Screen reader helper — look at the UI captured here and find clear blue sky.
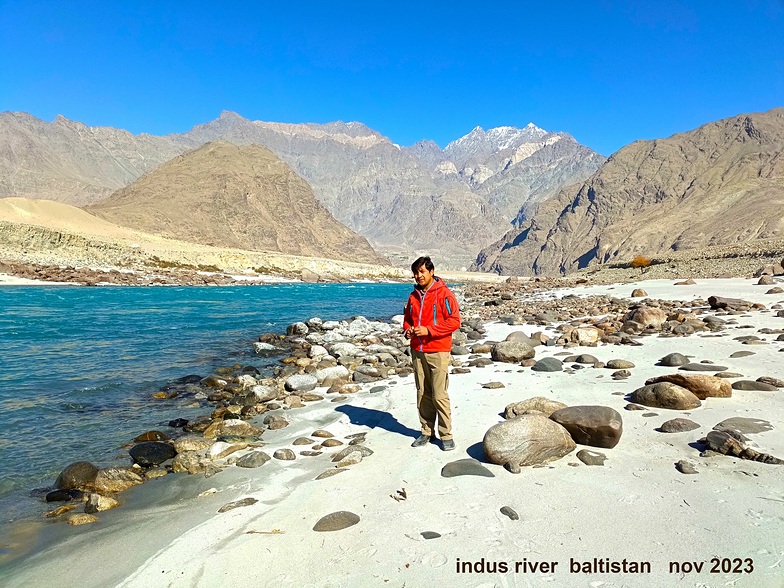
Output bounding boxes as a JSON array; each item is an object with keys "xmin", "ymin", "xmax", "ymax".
[{"xmin": 1, "ymin": 1, "xmax": 782, "ymax": 156}]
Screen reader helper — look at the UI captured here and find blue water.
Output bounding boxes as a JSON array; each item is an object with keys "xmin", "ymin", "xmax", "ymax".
[{"xmin": 0, "ymin": 283, "xmax": 410, "ymax": 525}]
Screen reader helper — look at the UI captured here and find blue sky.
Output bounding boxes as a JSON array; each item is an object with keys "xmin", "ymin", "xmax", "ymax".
[{"xmin": 1, "ymin": 1, "xmax": 782, "ymax": 156}]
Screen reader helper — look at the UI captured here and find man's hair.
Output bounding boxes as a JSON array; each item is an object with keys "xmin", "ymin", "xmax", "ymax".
[{"xmin": 411, "ymin": 256, "xmax": 435, "ymax": 273}]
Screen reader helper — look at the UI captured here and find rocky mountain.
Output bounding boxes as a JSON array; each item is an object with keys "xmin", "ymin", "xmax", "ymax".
[
  {"xmin": 0, "ymin": 110, "xmax": 604, "ymax": 267},
  {"xmin": 86, "ymin": 142, "xmax": 387, "ymax": 265},
  {"xmin": 474, "ymin": 108, "xmax": 784, "ymax": 275}
]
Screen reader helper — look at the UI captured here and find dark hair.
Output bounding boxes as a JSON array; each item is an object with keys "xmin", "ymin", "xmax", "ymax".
[{"xmin": 411, "ymin": 256, "xmax": 434, "ymax": 273}]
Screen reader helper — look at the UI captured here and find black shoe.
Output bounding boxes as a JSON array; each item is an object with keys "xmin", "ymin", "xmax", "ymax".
[
  {"xmin": 442, "ymin": 439, "xmax": 455, "ymax": 451},
  {"xmin": 411, "ymin": 434, "xmax": 431, "ymax": 447}
]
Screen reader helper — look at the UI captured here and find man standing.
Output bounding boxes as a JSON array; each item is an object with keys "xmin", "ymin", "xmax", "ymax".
[{"xmin": 403, "ymin": 256, "xmax": 461, "ymax": 451}]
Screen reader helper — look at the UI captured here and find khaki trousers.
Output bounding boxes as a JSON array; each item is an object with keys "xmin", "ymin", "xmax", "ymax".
[{"xmin": 411, "ymin": 350, "xmax": 452, "ymax": 441}]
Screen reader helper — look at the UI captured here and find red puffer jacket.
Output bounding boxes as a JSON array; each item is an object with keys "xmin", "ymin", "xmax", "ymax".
[{"xmin": 403, "ymin": 277, "xmax": 461, "ymax": 353}]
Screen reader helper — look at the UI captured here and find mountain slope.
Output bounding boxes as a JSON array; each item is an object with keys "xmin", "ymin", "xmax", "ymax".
[
  {"xmin": 86, "ymin": 141, "xmax": 387, "ymax": 264},
  {"xmin": 474, "ymin": 108, "xmax": 784, "ymax": 275}
]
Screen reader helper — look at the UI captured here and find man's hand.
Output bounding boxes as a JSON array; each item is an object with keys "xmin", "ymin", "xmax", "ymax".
[{"xmin": 412, "ymin": 326, "xmax": 429, "ymax": 337}]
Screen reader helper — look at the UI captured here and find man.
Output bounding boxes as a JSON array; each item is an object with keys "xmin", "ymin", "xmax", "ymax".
[{"xmin": 403, "ymin": 256, "xmax": 461, "ymax": 451}]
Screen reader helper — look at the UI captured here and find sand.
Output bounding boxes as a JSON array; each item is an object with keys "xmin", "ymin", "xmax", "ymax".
[{"xmin": 3, "ymin": 277, "xmax": 783, "ymax": 588}]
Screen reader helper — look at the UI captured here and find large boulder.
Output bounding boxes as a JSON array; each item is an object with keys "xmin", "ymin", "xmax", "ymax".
[
  {"xmin": 483, "ymin": 414, "xmax": 575, "ymax": 472},
  {"xmin": 504, "ymin": 396, "xmax": 567, "ymax": 419},
  {"xmin": 645, "ymin": 374, "xmax": 731, "ymax": 399},
  {"xmin": 55, "ymin": 461, "xmax": 99, "ymax": 491},
  {"xmin": 491, "ymin": 341, "xmax": 535, "ymax": 363},
  {"xmin": 630, "ymin": 382, "xmax": 701, "ymax": 410},
  {"xmin": 93, "ymin": 467, "xmax": 144, "ymax": 493},
  {"xmin": 284, "ymin": 374, "xmax": 318, "ymax": 392},
  {"xmin": 549, "ymin": 406, "xmax": 623, "ymax": 449},
  {"xmin": 623, "ymin": 306, "xmax": 668, "ymax": 329},
  {"xmin": 129, "ymin": 442, "xmax": 177, "ymax": 467}
]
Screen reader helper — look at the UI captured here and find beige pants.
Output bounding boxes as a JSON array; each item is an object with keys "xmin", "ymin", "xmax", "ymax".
[{"xmin": 411, "ymin": 350, "xmax": 452, "ymax": 441}]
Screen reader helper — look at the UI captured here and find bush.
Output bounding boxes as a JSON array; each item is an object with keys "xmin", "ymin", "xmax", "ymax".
[{"xmin": 630, "ymin": 255, "xmax": 652, "ymax": 269}]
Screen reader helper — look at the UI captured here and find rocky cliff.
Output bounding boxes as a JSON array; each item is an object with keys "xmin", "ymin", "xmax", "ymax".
[{"xmin": 474, "ymin": 108, "xmax": 784, "ymax": 275}]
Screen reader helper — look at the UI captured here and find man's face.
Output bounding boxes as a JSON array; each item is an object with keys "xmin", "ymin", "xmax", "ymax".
[{"xmin": 413, "ymin": 265, "xmax": 434, "ymax": 289}]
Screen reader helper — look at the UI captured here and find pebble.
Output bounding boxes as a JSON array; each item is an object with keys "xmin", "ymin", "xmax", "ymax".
[
  {"xmin": 482, "ymin": 381, "xmax": 505, "ymax": 389},
  {"xmin": 576, "ymin": 449, "xmax": 607, "ymax": 466},
  {"xmin": 273, "ymin": 449, "xmax": 296, "ymax": 460},
  {"xmin": 676, "ymin": 460, "xmax": 698, "ymax": 474},
  {"xmin": 421, "ymin": 531, "xmax": 441, "ymax": 539},
  {"xmin": 500, "ymin": 506, "xmax": 520, "ymax": 520}
]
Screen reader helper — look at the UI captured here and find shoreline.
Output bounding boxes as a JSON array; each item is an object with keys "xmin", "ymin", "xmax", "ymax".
[{"xmin": 2, "ymin": 274, "xmax": 783, "ymax": 587}]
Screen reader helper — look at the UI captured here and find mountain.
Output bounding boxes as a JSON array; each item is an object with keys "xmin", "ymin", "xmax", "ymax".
[
  {"xmin": 0, "ymin": 110, "xmax": 604, "ymax": 267},
  {"xmin": 473, "ymin": 108, "xmax": 784, "ymax": 275},
  {"xmin": 86, "ymin": 141, "xmax": 387, "ymax": 264}
]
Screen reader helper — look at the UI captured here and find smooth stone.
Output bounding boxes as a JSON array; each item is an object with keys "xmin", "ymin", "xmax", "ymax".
[
  {"xmin": 645, "ymin": 373, "xmax": 732, "ymax": 399},
  {"xmin": 714, "ymin": 372, "xmax": 744, "ymax": 378},
  {"xmin": 67, "ymin": 513, "xmax": 98, "ymax": 526},
  {"xmin": 500, "ymin": 506, "xmax": 519, "ymax": 520},
  {"xmin": 171, "ymin": 451, "xmax": 205, "ymax": 475},
  {"xmin": 315, "ymin": 469, "xmax": 347, "ymax": 480},
  {"xmin": 284, "ymin": 374, "xmax": 318, "ymax": 392},
  {"xmin": 235, "ymin": 451, "xmax": 271, "ymax": 468},
  {"xmin": 250, "ymin": 385, "xmax": 278, "ymax": 402},
  {"xmin": 313, "ymin": 511, "xmax": 360, "ymax": 532},
  {"xmin": 504, "ymin": 397, "xmax": 567, "ymax": 419},
  {"xmin": 549, "ymin": 406, "xmax": 623, "ymax": 449},
  {"xmin": 203, "ymin": 420, "xmax": 264, "ymax": 440},
  {"xmin": 482, "ymin": 381, "xmax": 505, "ymax": 389},
  {"xmin": 660, "ymin": 418, "xmax": 701, "ymax": 433},
  {"xmin": 332, "ymin": 445, "xmax": 374, "ymax": 461},
  {"xmin": 93, "ymin": 467, "xmax": 144, "ymax": 493},
  {"xmin": 321, "ymin": 438, "xmax": 344, "ymax": 447},
  {"xmin": 483, "ymin": 414, "xmax": 576, "ymax": 469},
  {"xmin": 273, "ymin": 448, "xmax": 296, "ymax": 460},
  {"xmin": 624, "ymin": 306, "xmax": 668, "ymax": 328},
  {"xmin": 679, "ymin": 363, "xmax": 728, "ymax": 372},
  {"xmin": 129, "ymin": 441, "xmax": 177, "ymax": 467},
  {"xmin": 758, "ymin": 376, "xmax": 784, "ymax": 388},
  {"xmin": 624, "ymin": 403, "xmax": 647, "ymax": 411},
  {"xmin": 55, "ymin": 461, "xmax": 99, "ymax": 491},
  {"xmin": 676, "ymin": 460, "xmax": 698, "ymax": 474},
  {"xmin": 440, "ymin": 459, "xmax": 495, "ymax": 478},
  {"xmin": 312, "ymin": 429, "xmax": 334, "ymax": 438},
  {"xmin": 732, "ymin": 380, "xmax": 778, "ymax": 391},
  {"xmin": 133, "ymin": 430, "xmax": 170, "ymax": 442},
  {"xmin": 729, "ymin": 351, "xmax": 756, "ymax": 358},
  {"xmin": 421, "ymin": 531, "xmax": 441, "ymax": 539},
  {"xmin": 576, "ymin": 449, "xmax": 607, "ymax": 465},
  {"xmin": 218, "ymin": 497, "xmax": 258, "ymax": 513},
  {"xmin": 658, "ymin": 353, "xmax": 689, "ymax": 367},
  {"xmin": 713, "ymin": 417, "xmax": 773, "ymax": 435},
  {"xmin": 46, "ymin": 489, "xmax": 82, "ymax": 502},
  {"xmin": 84, "ymin": 493, "xmax": 120, "ymax": 514},
  {"xmin": 574, "ymin": 354, "xmax": 599, "ymax": 364},
  {"xmin": 491, "ymin": 341, "xmax": 535, "ymax": 363},
  {"xmin": 300, "ymin": 451, "xmax": 322, "ymax": 456},
  {"xmin": 630, "ymin": 289, "xmax": 648, "ymax": 297},
  {"xmin": 606, "ymin": 359, "xmax": 635, "ymax": 369},
  {"xmin": 630, "ymin": 382, "xmax": 702, "ymax": 410},
  {"xmin": 172, "ymin": 436, "xmax": 213, "ymax": 453},
  {"xmin": 531, "ymin": 357, "xmax": 563, "ymax": 372},
  {"xmin": 293, "ymin": 437, "xmax": 314, "ymax": 445}
]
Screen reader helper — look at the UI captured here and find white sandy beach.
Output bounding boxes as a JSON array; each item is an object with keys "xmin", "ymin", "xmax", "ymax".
[{"xmin": 3, "ymin": 277, "xmax": 783, "ymax": 588}]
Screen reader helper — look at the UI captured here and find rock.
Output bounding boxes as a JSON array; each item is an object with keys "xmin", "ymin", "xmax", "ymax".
[
  {"xmin": 705, "ymin": 430, "xmax": 784, "ymax": 464},
  {"xmin": 624, "ymin": 306, "xmax": 667, "ymax": 329},
  {"xmin": 312, "ymin": 429, "xmax": 334, "ymax": 438},
  {"xmin": 483, "ymin": 414, "xmax": 576, "ymax": 471},
  {"xmin": 658, "ymin": 353, "xmax": 690, "ymax": 367},
  {"xmin": 236, "ymin": 451, "xmax": 272, "ymax": 468},
  {"xmin": 708, "ymin": 296, "xmax": 755, "ymax": 310},
  {"xmin": 504, "ymin": 396, "xmax": 567, "ymax": 419},
  {"xmin": 335, "ymin": 451, "xmax": 364, "ymax": 468},
  {"xmin": 250, "ymin": 384, "xmax": 279, "ymax": 402},
  {"xmin": 129, "ymin": 442, "xmax": 177, "ymax": 467},
  {"xmin": 421, "ymin": 531, "xmax": 441, "ymax": 539},
  {"xmin": 203, "ymin": 420, "xmax": 264, "ymax": 439},
  {"xmin": 732, "ymin": 380, "xmax": 778, "ymax": 391},
  {"xmin": 293, "ymin": 437, "xmax": 314, "ymax": 445},
  {"xmin": 93, "ymin": 467, "xmax": 144, "ymax": 493},
  {"xmin": 218, "ymin": 497, "xmax": 258, "ymax": 513},
  {"xmin": 67, "ymin": 513, "xmax": 99, "ymax": 526},
  {"xmin": 208, "ymin": 441, "xmax": 247, "ymax": 460},
  {"xmin": 332, "ymin": 445, "xmax": 374, "ymax": 461},
  {"xmin": 631, "ymin": 289, "xmax": 648, "ymax": 297},
  {"xmin": 645, "ymin": 373, "xmax": 732, "ymax": 399},
  {"xmin": 253, "ymin": 342, "xmax": 280, "ymax": 354},
  {"xmin": 766, "ymin": 287, "xmax": 784, "ymax": 294},
  {"xmin": 315, "ymin": 469, "xmax": 347, "ymax": 480},
  {"xmin": 440, "ymin": 459, "xmax": 495, "ymax": 478},
  {"xmin": 43, "ymin": 504, "xmax": 77, "ymax": 518},
  {"xmin": 144, "ymin": 468, "xmax": 168, "ymax": 481},
  {"xmin": 531, "ymin": 357, "xmax": 563, "ymax": 372},
  {"xmin": 171, "ymin": 451, "xmax": 205, "ymax": 474},
  {"xmin": 482, "ymin": 381, "xmax": 505, "ymax": 389},
  {"xmin": 315, "ymin": 365, "xmax": 350, "ymax": 384},
  {"xmin": 713, "ymin": 417, "xmax": 773, "ymax": 435},
  {"xmin": 84, "ymin": 493, "xmax": 120, "ymax": 514},
  {"xmin": 471, "ymin": 343, "xmax": 493, "ymax": 353},
  {"xmin": 46, "ymin": 489, "xmax": 82, "ymax": 502},
  {"xmin": 173, "ymin": 436, "xmax": 213, "ymax": 453},
  {"xmin": 679, "ymin": 363, "xmax": 728, "ymax": 372},
  {"xmin": 629, "ymin": 382, "xmax": 702, "ymax": 410},
  {"xmin": 286, "ymin": 322, "xmax": 308, "ymax": 336},
  {"xmin": 758, "ymin": 275, "xmax": 775, "ymax": 285},
  {"xmin": 55, "ymin": 461, "xmax": 99, "ymax": 491},
  {"xmin": 573, "ymin": 326, "xmax": 602, "ymax": 345},
  {"xmin": 758, "ymin": 376, "xmax": 784, "ymax": 388},
  {"xmin": 500, "ymin": 506, "xmax": 519, "ymax": 520},
  {"xmin": 491, "ymin": 341, "xmax": 535, "ymax": 363},
  {"xmin": 284, "ymin": 374, "xmax": 318, "ymax": 392},
  {"xmin": 313, "ymin": 511, "xmax": 360, "ymax": 532},
  {"xmin": 273, "ymin": 448, "xmax": 296, "ymax": 460},
  {"xmin": 576, "ymin": 449, "xmax": 607, "ymax": 465},
  {"xmin": 660, "ymin": 418, "xmax": 701, "ymax": 433},
  {"xmin": 606, "ymin": 359, "xmax": 635, "ymax": 369},
  {"xmin": 676, "ymin": 460, "xmax": 698, "ymax": 474},
  {"xmin": 574, "ymin": 354, "xmax": 599, "ymax": 364},
  {"xmin": 133, "ymin": 430, "xmax": 170, "ymax": 442},
  {"xmin": 625, "ymin": 403, "xmax": 647, "ymax": 410},
  {"xmin": 549, "ymin": 406, "xmax": 623, "ymax": 449}
]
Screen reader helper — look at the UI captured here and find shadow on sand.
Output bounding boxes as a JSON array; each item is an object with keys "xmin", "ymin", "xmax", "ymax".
[{"xmin": 334, "ymin": 405, "xmax": 421, "ymax": 440}]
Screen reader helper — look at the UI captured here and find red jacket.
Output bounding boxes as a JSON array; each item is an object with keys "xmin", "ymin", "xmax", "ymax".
[{"xmin": 403, "ymin": 277, "xmax": 461, "ymax": 353}]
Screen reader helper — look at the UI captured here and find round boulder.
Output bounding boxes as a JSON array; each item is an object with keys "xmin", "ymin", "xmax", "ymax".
[
  {"xmin": 549, "ymin": 405, "xmax": 623, "ymax": 449},
  {"xmin": 504, "ymin": 396, "xmax": 567, "ymax": 419},
  {"xmin": 55, "ymin": 461, "xmax": 99, "ymax": 491},
  {"xmin": 645, "ymin": 373, "xmax": 732, "ymax": 399},
  {"xmin": 483, "ymin": 414, "xmax": 576, "ymax": 470},
  {"xmin": 624, "ymin": 306, "xmax": 668, "ymax": 329},
  {"xmin": 630, "ymin": 382, "xmax": 702, "ymax": 410},
  {"xmin": 491, "ymin": 341, "xmax": 535, "ymax": 363},
  {"xmin": 284, "ymin": 374, "xmax": 318, "ymax": 392},
  {"xmin": 129, "ymin": 442, "xmax": 177, "ymax": 467}
]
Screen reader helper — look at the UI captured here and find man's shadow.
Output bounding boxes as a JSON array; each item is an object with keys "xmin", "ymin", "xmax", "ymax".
[{"xmin": 335, "ymin": 405, "xmax": 420, "ymax": 440}]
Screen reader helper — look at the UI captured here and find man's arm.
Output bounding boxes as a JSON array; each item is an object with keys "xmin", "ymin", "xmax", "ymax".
[{"xmin": 427, "ymin": 292, "xmax": 461, "ymax": 338}]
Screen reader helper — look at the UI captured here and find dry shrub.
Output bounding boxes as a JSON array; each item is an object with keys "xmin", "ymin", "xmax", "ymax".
[{"xmin": 630, "ymin": 255, "xmax": 652, "ymax": 269}]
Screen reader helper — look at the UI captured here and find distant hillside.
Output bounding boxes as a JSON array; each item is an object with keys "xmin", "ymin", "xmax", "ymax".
[
  {"xmin": 86, "ymin": 142, "xmax": 387, "ymax": 265},
  {"xmin": 0, "ymin": 111, "xmax": 603, "ymax": 267},
  {"xmin": 474, "ymin": 107, "xmax": 784, "ymax": 275}
]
